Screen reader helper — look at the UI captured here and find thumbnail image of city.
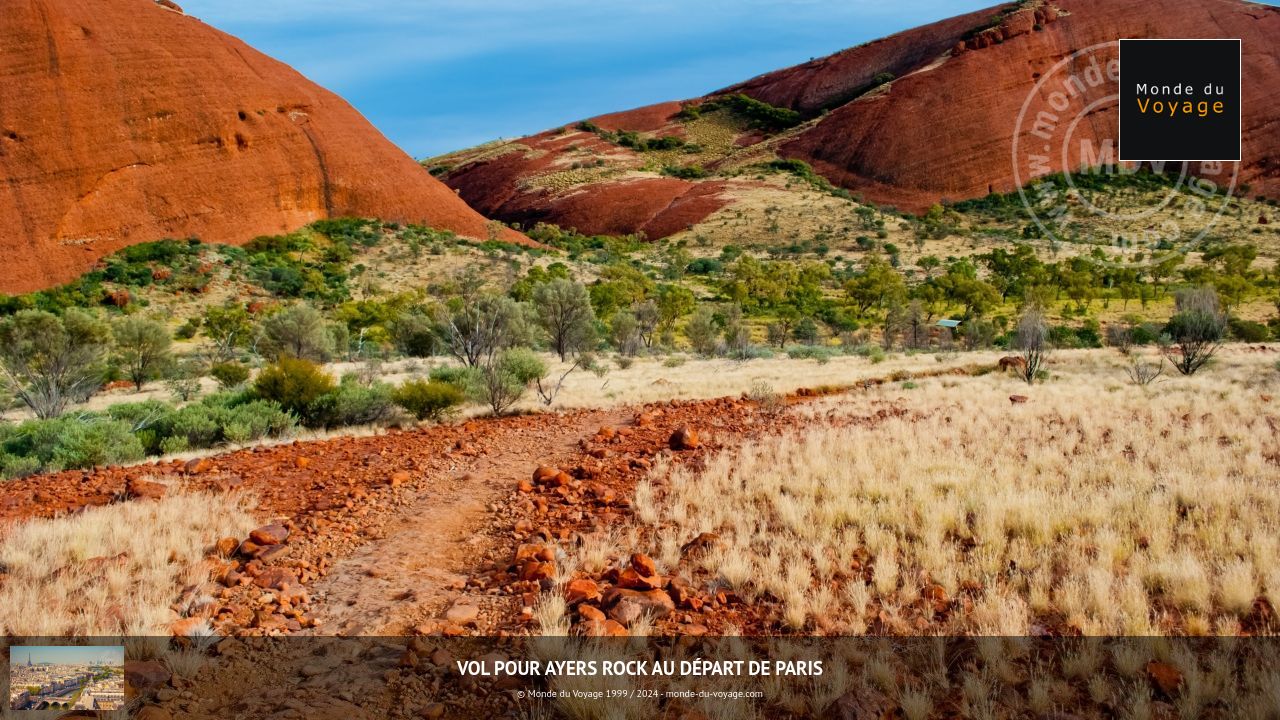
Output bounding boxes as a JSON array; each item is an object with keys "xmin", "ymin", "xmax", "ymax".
[{"xmin": 8, "ymin": 646, "xmax": 125, "ymax": 711}]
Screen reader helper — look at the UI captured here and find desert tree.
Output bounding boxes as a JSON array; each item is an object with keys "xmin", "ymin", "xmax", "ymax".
[
  {"xmin": 113, "ymin": 315, "xmax": 173, "ymax": 391},
  {"xmin": 766, "ymin": 305, "xmax": 800, "ymax": 349},
  {"xmin": 536, "ymin": 352, "xmax": 597, "ymax": 407},
  {"xmin": 531, "ymin": 279, "xmax": 596, "ymax": 362},
  {"xmin": 475, "ymin": 347, "xmax": 546, "ymax": 415},
  {"xmin": 1125, "ymin": 355, "xmax": 1165, "ymax": 386},
  {"xmin": 609, "ymin": 311, "xmax": 642, "ymax": 357},
  {"xmin": 722, "ymin": 304, "xmax": 752, "ymax": 359},
  {"xmin": 1161, "ymin": 287, "xmax": 1226, "ymax": 376},
  {"xmin": 655, "ymin": 285, "xmax": 696, "ymax": 336},
  {"xmin": 202, "ymin": 304, "xmax": 253, "ymax": 361},
  {"xmin": 684, "ymin": 306, "xmax": 719, "ymax": 356},
  {"xmin": 0, "ymin": 309, "xmax": 112, "ymax": 419},
  {"xmin": 1014, "ymin": 306, "xmax": 1049, "ymax": 385},
  {"xmin": 436, "ymin": 295, "xmax": 528, "ymax": 368},
  {"xmin": 1105, "ymin": 322, "xmax": 1133, "ymax": 355},
  {"xmin": 259, "ymin": 304, "xmax": 335, "ymax": 362},
  {"xmin": 633, "ymin": 300, "xmax": 660, "ymax": 349}
]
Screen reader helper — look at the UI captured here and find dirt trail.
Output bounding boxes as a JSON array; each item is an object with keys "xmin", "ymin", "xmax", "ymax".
[{"xmin": 308, "ymin": 408, "xmax": 629, "ymax": 635}]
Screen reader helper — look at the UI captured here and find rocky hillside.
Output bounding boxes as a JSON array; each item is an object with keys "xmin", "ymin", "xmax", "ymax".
[
  {"xmin": 0, "ymin": 0, "xmax": 528, "ymax": 294},
  {"xmin": 432, "ymin": 0, "xmax": 1279, "ymax": 238}
]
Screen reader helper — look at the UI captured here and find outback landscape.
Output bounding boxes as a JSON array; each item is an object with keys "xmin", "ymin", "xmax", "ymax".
[{"xmin": 1, "ymin": 0, "xmax": 1280, "ymax": 718}]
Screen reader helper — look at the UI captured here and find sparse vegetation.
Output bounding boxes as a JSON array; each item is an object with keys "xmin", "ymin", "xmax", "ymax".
[
  {"xmin": 392, "ymin": 378, "xmax": 466, "ymax": 421},
  {"xmin": 0, "ymin": 309, "xmax": 112, "ymax": 419},
  {"xmin": 613, "ymin": 358, "xmax": 1280, "ymax": 635}
]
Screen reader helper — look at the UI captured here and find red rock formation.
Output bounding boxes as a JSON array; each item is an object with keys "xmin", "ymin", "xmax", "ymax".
[
  {"xmin": 779, "ymin": 0, "xmax": 1279, "ymax": 212},
  {"xmin": 441, "ymin": 0, "xmax": 1278, "ymax": 229},
  {"xmin": 0, "ymin": 0, "xmax": 528, "ymax": 294},
  {"xmin": 588, "ymin": 102, "xmax": 683, "ymax": 133}
]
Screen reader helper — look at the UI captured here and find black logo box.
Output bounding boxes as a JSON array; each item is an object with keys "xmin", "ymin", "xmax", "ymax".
[{"xmin": 1118, "ymin": 38, "xmax": 1241, "ymax": 163}]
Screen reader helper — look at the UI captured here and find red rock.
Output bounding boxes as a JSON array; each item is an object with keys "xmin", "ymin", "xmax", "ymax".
[
  {"xmin": 125, "ymin": 660, "xmax": 171, "ymax": 694},
  {"xmin": 518, "ymin": 561, "xmax": 556, "ymax": 582},
  {"xmin": 667, "ymin": 576, "xmax": 693, "ymax": 607},
  {"xmin": 514, "ymin": 544, "xmax": 549, "ymax": 563},
  {"xmin": 617, "ymin": 567, "xmax": 664, "ymax": 591},
  {"xmin": 441, "ymin": 0, "xmax": 1279, "ymax": 224},
  {"xmin": 1146, "ymin": 661, "xmax": 1183, "ymax": 695},
  {"xmin": 249, "ymin": 523, "xmax": 289, "ymax": 546},
  {"xmin": 680, "ymin": 532, "xmax": 720, "ymax": 557},
  {"xmin": 294, "ymin": 457, "xmax": 311, "ymax": 469},
  {"xmin": 184, "ymin": 458, "xmax": 213, "ymax": 475},
  {"xmin": 1009, "ymin": 395, "xmax": 1029, "ymax": 404},
  {"xmin": 255, "ymin": 544, "xmax": 290, "ymax": 563},
  {"xmin": 170, "ymin": 617, "xmax": 205, "ymax": 637},
  {"xmin": 630, "ymin": 553, "xmax": 658, "ymax": 577},
  {"xmin": 445, "ymin": 603, "xmax": 479, "ymax": 626},
  {"xmin": 669, "ymin": 427, "xmax": 700, "ymax": 451},
  {"xmin": 126, "ymin": 476, "xmax": 167, "ymax": 501},
  {"xmin": 532, "ymin": 466, "xmax": 560, "ymax": 484},
  {"xmin": 578, "ymin": 604, "xmax": 606, "ymax": 622},
  {"xmin": 0, "ymin": 0, "xmax": 532, "ymax": 294},
  {"xmin": 136, "ymin": 707, "xmax": 173, "ymax": 720},
  {"xmin": 252, "ymin": 567, "xmax": 299, "ymax": 591},
  {"xmin": 587, "ymin": 483, "xmax": 616, "ymax": 504},
  {"xmin": 564, "ymin": 578, "xmax": 601, "ymax": 605},
  {"xmin": 582, "ymin": 618, "xmax": 630, "ymax": 637},
  {"xmin": 389, "ymin": 470, "xmax": 411, "ymax": 487},
  {"xmin": 214, "ymin": 537, "xmax": 239, "ymax": 557},
  {"xmin": 517, "ymin": 479, "xmax": 535, "ymax": 493},
  {"xmin": 606, "ymin": 588, "xmax": 675, "ymax": 621}
]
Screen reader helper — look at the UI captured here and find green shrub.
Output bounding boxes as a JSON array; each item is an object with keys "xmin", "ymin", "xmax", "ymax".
[
  {"xmin": 0, "ymin": 452, "xmax": 41, "ymax": 479},
  {"xmin": 253, "ymin": 357, "xmax": 336, "ymax": 421},
  {"xmin": 167, "ymin": 397, "xmax": 295, "ymax": 449},
  {"xmin": 473, "ymin": 348, "xmax": 546, "ymax": 415},
  {"xmin": 309, "ymin": 376, "xmax": 397, "ymax": 428},
  {"xmin": 685, "ymin": 258, "xmax": 723, "ymax": 275},
  {"xmin": 159, "ymin": 436, "xmax": 190, "ymax": 455},
  {"xmin": 210, "ymin": 361, "xmax": 251, "ymax": 389},
  {"xmin": 428, "ymin": 365, "xmax": 481, "ymax": 392},
  {"xmin": 104, "ymin": 394, "xmax": 293, "ymax": 453},
  {"xmin": 786, "ymin": 345, "xmax": 837, "ymax": 363},
  {"xmin": 1229, "ymin": 318, "xmax": 1270, "ymax": 342},
  {"xmin": 0, "ymin": 416, "xmax": 144, "ymax": 477},
  {"xmin": 853, "ymin": 344, "xmax": 886, "ymax": 363},
  {"xmin": 662, "ymin": 165, "xmax": 708, "ymax": 179},
  {"xmin": 392, "ymin": 379, "xmax": 466, "ymax": 421},
  {"xmin": 706, "ymin": 93, "xmax": 802, "ymax": 131},
  {"xmin": 1129, "ymin": 322, "xmax": 1163, "ymax": 345},
  {"xmin": 169, "ymin": 405, "xmax": 222, "ymax": 448},
  {"xmin": 175, "ymin": 318, "xmax": 201, "ymax": 340}
]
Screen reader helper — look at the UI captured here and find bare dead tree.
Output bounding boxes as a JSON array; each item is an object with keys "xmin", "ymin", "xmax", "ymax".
[{"xmin": 1015, "ymin": 306, "xmax": 1049, "ymax": 385}]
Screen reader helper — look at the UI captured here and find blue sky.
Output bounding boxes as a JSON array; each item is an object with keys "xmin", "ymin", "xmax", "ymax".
[
  {"xmin": 10, "ymin": 645, "xmax": 123, "ymax": 666},
  {"xmin": 181, "ymin": 0, "xmax": 995, "ymax": 158}
]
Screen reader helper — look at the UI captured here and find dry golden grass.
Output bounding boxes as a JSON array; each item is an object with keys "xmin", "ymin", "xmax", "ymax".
[
  {"xmin": 518, "ymin": 349, "xmax": 998, "ymax": 411},
  {"xmin": 0, "ymin": 483, "xmax": 256, "ymax": 636},
  {"xmin": 619, "ymin": 346, "xmax": 1280, "ymax": 635}
]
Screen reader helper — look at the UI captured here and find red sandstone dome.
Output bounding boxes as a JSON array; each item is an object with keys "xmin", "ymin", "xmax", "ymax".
[
  {"xmin": 0, "ymin": 0, "xmax": 528, "ymax": 294},
  {"xmin": 438, "ymin": 0, "xmax": 1279, "ymax": 237}
]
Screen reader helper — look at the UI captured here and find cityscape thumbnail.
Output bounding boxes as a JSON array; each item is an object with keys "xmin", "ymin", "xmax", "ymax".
[{"xmin": 8, "ymin": 646, "xmax": 125, "ymax": 711}]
